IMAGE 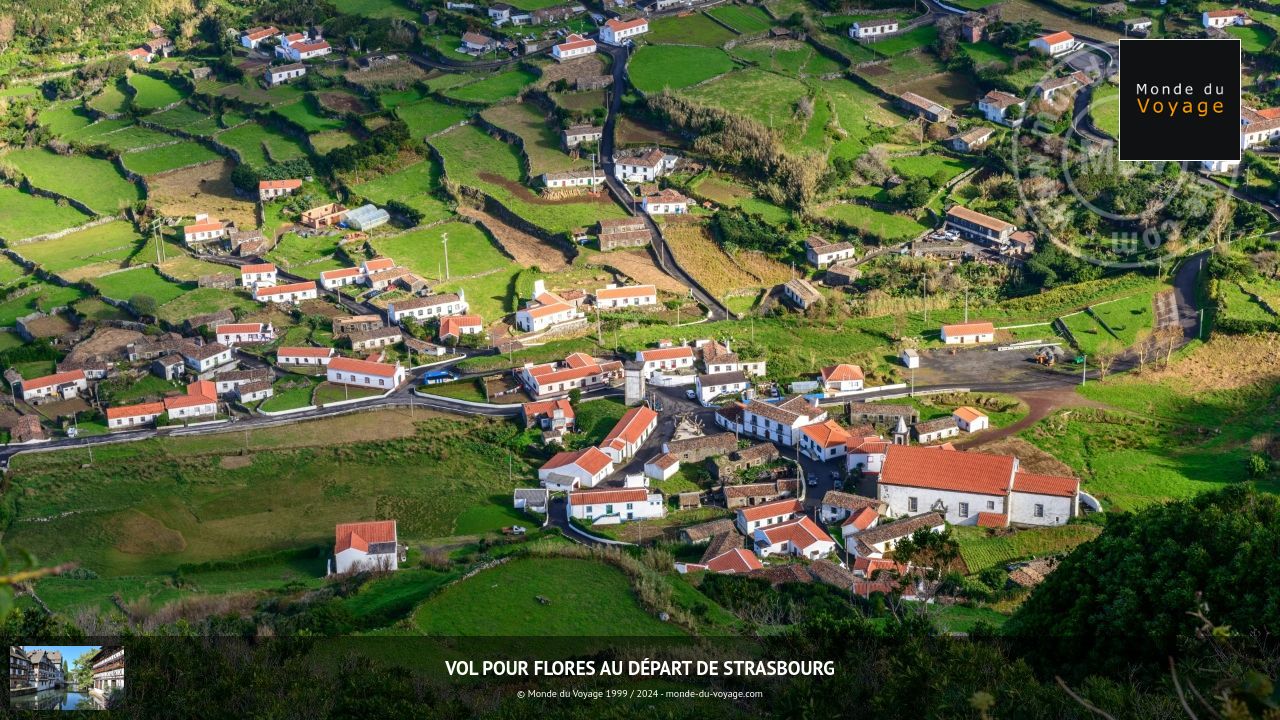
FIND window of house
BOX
[959,502,969,518]
[908,497,918,512]
[1034,504,1044,518]
[986,500,995,510]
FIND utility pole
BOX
[1081,355,1087,386]
[441,232,450,280]
[1199,308,1204,340]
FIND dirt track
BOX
[957,388,1109,450]
[456,206,570,270]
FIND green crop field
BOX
[38,103,96,137]
[414,557,683,636]
[349,158,453,224]
[396,97,473,138]
[86,124,176,152]
[629,45,735,93]
[266,232,343,272]
[819,202,929,241]
[732,40,843,77]
[156,287,259,324]
[679,69,820,151]
[88,80,131,115]
[707,5,774,33]
[146,103,225,136]
[332,0,418,19]
[441,68,537,104]
[820,77,902,160]
[1219,282,1278,322]
[2,148,142,214]
[953,524,1103,573]
[378,87,427,109]
[276,96,345,132]
[890,154,971,182]
[13,220,142,277]
[866,25,938,56]
[646,13,737,46]
[122,141,221,175]
[92,266,188,305]
[0,284,86,326]
[482,102,588,174]
[691,174,791,224]
[370,222,507,280]
[215,121,309,167]
[0,185,92,241]
[128,73,187,111]
[311,130,360,154]
[0,255,27,287]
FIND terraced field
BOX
[12,220,142,280]
[629,45,736,93]
[1,148,142,213]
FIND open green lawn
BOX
[261,375,322,412]
[630,45,736,93]
[820,77,902,161]
[431,267,522,322]
[349,158,453,224]
[0,255,28,287]
[396,97,472,139]
[707,4,774,33]
[13,220,141,276]
[930,603,1009,632]
[315,382,383,404]
[89,80,132,115]
[38,103,96,137]
[122,141,221,175]
[1219,282,1278,323]
[0,85,38,98]
[890,154,971,182]
[679,68,823,152]
[1227,24,1274,53]
[1090,81,1119,139]
[275,96,345,132]
[156,288,259,324]
[0,283,87,326]
[370,222,508,280]
[128,73,188,111]
[414,557,683,636]
[266,231,343,270]
[866,25,938,56]
[378,87,427,109]
[86,124,177,152]
[646,13,737,46]
[215,121,309,167]
[953,524,1103,573]
[482,101,588,175]
[819,203,929,242]
[1,148,142,214]
[690,173,791,225]
[1087,290,1156,348]
[0,185,92,241]
[331,0,418,19]
[732,39,843,77]
[440,68,537,105]
[91,266,189,305]
[311,130,360,154]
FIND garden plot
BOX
[677,69,822,152]
[646,13,737,46]
[662,222,790,302]
[146,103,226,136]
[349,157,453,224]
[0,186,92,241]
[38,103,96,137]
[550,90,605,114]
[122,142,221,176]
[818,203,929,242]
[275,96,346,133]
[0,284,87,326]
[707,4,773,33]
[731,39,843,77]
[1,148,142,214]
[370,222,509,280]
[311,130,361,154]
[482,102,589,175]
[396,97,472,138]
[91,266,188,305]
[959,41,1044,93]
[128,73,188,111]
[690,173,790,225]
[629,45,736,93]
[441,68,538,105]
[88,80,131,115]
[84,124,178,152]
[11,220,142,280]
[147,160,258,229]
[266,233,346,276]
[215,121,309,167]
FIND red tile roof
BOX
[976,512,1008,528]
[217,323,266,334]
[1037,30,1075,44]
[439,314,482,338]
[543,447,613,475]
[605,17,648,32]
[706,548,762,574]
[184,221,227,234]
[241,263,275,274]
[21,369,86,391]
[569,487,648,506]
[279,346,333,358]
[738,498,804,523]
[335,520,397,553]
[1012,471,1079,497]
[321,267,363,280]
[953,406,986,423]
[880,444,1015,496]
[106,401,165,420]
[597,284,656,300]
[942,321,996,336]
[329,356,400,378]
[947,205,1014,233]
[258,179,302,191]
[556,33,596,51]
[758,516,833,551]
[639,346,693,362]
[842,506,880,531]
[256,280,316,298]
[601,406,658,448]
[364,257,396,272]
[821,364,864,383]
[523,398,574,420]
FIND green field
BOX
[378,87,428,109]
[13,220,141,276]
[395,97,473,138]
[0,185,92,241]
[820,77,902,160]
[276,96,346,132]
[890,154,971,182]
[88,80,131,115]
[629,45,736,93]
[1087,290,1157,348]
[414,557,683,636]
[865,25,938,56]
[85,124,177,152]
[953,524,1103,573]
[707,5,774,33]
[732,39,843,77]
[690,173,791,224]
[1227,24,1274,53]
[156,287,259,324]
[369,222,508,280]
[266,233,343,273]
[122,141,221,175]
[128,73,188,111]
[482,102,588,175]
[647,13,737,46]
[349,158,453,224]
[1,148,142,214]
[440,68,537,104]
[38,103,96,137]
[0,283,87,326]
[311,130,360,154]
[1090,81,1119,139]
[819,202,929,241]
[679,68,821,151]
[146,103,226,136]
[332,0,418,19]
[216,121,309,167]
[91,266,188,305]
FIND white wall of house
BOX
[108,411,161,429]
[1009,491,1076,526]
[879,484,1005,525]
[334,548,398,575]
[326,366,405,389]
[569,495,664,522]
[846,450,886,474]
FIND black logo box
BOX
[1118,38,1241,162]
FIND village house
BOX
[823,264,861,287]
[18,369,89,403]
[240,262,277,288]
[126,47,154,62]
[180,341,233,373]
[266,63,307,86]
[697,338,766,377]
[635,344,695,377]
[543,169,606,189]
[847,511,945,559]
[300,203,348,229]
[278,346,335,367]
[914,416,959,443]
[538,446,615,490]
[1203,8,1249,27]
[1036,73,1087,102]
[258,179,303,202]
[333,315,382,336]
[332,520,400,575]
[562,123,603,148]
[235,379,274,403]
[846,429,892,475]
[782,278,823,310]
[320,267,363,290]
[1239,106,1280,149]
[152,354,184,380]
[89,646,125,695]
[614,148,677,183]
[644,451,680,481]
[953,406,989,432]
[183,215,233,245]
[947,126,995,152]
[695,370,750,405]
[740,395,827,447]
[1122,17,1153,34]
[163,380,219,421]
[595,284,657,310]
[940,320,996,344]
[897,91,952,123]
[819,490,884,525]
[850,18,900,40]
[460,31,497,54]
[350,326,403,351]
[600,16,649,45]
[945,204,1018,246]
[805,236,857,268]
[978,90,1026,126]
[513,487,550,514]
[799,419,853,462]
[961,12,987,41]
[522,398,575,431]
[231,229,268,255]
[735,497,804,535]
[753,515,836,560]
[241,26,279,48]
[553,33,597,62]
[599,405,659,462]
[213,368,273,396]
[1029,30,1079,56]
[820,363,864,394]
[215,322,275,346]
[276,32,332,61]
[724,478,799,509]
[327,356,404,389]
[387,292,468,325]
[686,548,764,575]
[900,348,920,369]
[568,487,665,524]
[439,314,484,341]
[878,444,1079,527]
[641,188,691,215]
[364,265,412,291]
[106,401,164,429]
[517,352,622,400]
[709,440,779,482]
[515,281,586,333]
[488,2,513,22]
[255,280,318,304]
[597,217,652,250]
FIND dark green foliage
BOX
[711,208,791,255]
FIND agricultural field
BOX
[959,41,1043,93]
[550,90,605,113]
[662,222,791,301]
[11,220,142,280]
[332,0,418,20]
[865,25,938,57]
[890,154,972,183]
[310,129,361,154]
[146,160,258,229]
[731,39,843,77]
[1227,24,1273,53]
[0,185,92,241]
[215,121,310,167]
[146,103,226,136]
[819,202,929,242]
[266,233,344,274]
[370,222,509,280]
[128,73,188,111]
[378,87,428,109]
[1090,81,1119,139]
[91,266,189,305]
[483,102,589,175]
[820,77,903,161]
[893,70,981,108]
[121,141,221,175]
[1,148,142,214]
[396,97,472,138]
[38,103,96,137]
[82,124,176,152]
[275,97,346,133]
[860,52,947,90]
[348,157,453,224]
[156,288,260,324]
[646,13,737,46]
[629,45,736,93]
[679,69,822,152]
[997,0,1121,42]
[953,524,1103,573]
[440,68,537,104]
[88,80,131,115]
[707,4,774,33]
[690,173,791,224]
[0,284,87,326]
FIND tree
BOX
[71,648,96,689]
[890,526,960,612]
[129,294,158,317]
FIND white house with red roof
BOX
[106,400,166,429]
[1203,8,1249,27]
[327,357,405,390]
[940,321,995,344]
[614,148,677,184]
[635,345,696,377]
[552,33,596,61]
[332,520,400,575]
[752,515,835,559]
[845,430,892,475]
[18,369,88,402]
[599,405,658,463]
[163,380,219,420]
[704,548,763,574]
[276,32,332,61]
[641,189,691,215]
[538,447,615,490]
[240,262,277,288]
[183,215,232,245]
[568,487,664,523]
[439,314,484,341]
[847,511,946,559]
[819,490,884,525]
[819,363,864,394]
[126,47,154,62]
[240,26,279,49]
[522,398,575,431]
[799,419,852,462]
[952,406,989,432]
[278,346,335,367]
[878,444,1079,527]
[1029,30,1078,56]
[734,498,804,535]
[517,352,622,400]
[216,322,275,346]
[595,284,657,310]
[600,17,649,46]
[320,267,363,290]
[258,179,302,201]
[255,280,318,304]
[515,283,585,333]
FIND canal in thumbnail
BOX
[10,688,101,710]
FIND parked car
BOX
[685,389,696,399]
[806,477,818,487]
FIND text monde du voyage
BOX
[1133,82,1230,118]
